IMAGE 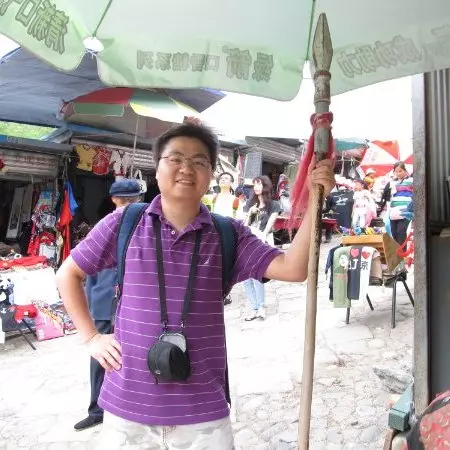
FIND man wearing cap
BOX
[74,179,141,431]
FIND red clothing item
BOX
[289,112,335,230]
[27,230,56,257]
[14,304,38,322]
[57,190,72,262]
[92,147,112,176]
[0,255,47,270]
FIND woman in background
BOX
[389,162,413,245]
[243,176,281,321]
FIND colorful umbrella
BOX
[359,140,413,176]
[59,87,205,138]
[1,0,449,101]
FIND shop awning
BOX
[0,135,73,181]
[245,136,303,165]
[0,49,224,129]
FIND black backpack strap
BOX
[116,203,149,299]
[210,213,237,407]
[210,213,237,296]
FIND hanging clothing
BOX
[110,150,132,177]
[27,190,57,256]
[75,145,97,172]
[64,181,79,216]
[21,184,33,223]
[359,247,375,301]
[325,245,342,301]
[324,190,354,229]
[57,189,73,262]
[332,247,351,308]
[347,246,363,300]
[92,147,112,176]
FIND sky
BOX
[201,65,413,151]
[1,34,413,152]
[0,34,19,58]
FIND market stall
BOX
[0,135,75,346]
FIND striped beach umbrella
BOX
[59,87,214,138]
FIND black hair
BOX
[235,187,247,198]
[393,161,407,171]
[153,123,219,170]
[217,171,234,184]
[249,175,274,208]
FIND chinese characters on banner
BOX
[137,48,275,82]
[0,0,69,54]
[336,35,422,79]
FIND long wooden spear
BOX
[298,13,333,450]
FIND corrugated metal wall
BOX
[425,70,450,224]
[0,148,60,178]
[245,137,302,165]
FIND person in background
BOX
[363,168,377,191]
[74,179,141,432]
[389,162,413,245]
[212,172,240,218]
[234,187,248,221]
[244,176,281,321]
[212,172,241,305]
[352,179,376,229]
[322,186,338,243]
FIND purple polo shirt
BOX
[71,195,281,426]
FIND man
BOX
[56,123,334,449]
[212,172,240,218]
[212,172,240,305]
[74,179,141,432]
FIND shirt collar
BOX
[148,195,213,229]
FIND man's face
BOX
[219,174,233,189]
[156,136,213,203]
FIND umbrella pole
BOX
[130,116,140,176]
[298,13,333,450]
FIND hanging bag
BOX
[133,169,147,194]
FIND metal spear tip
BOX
[312,13,333,73]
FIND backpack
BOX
[115,203,237,404]
[116,203,237,298]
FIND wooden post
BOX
[298,13,333,450]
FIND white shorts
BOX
[95,411,235,450]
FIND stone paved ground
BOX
[0,238,414,449]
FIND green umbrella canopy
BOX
[1,0,449,100]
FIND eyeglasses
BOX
[160,155,211,170]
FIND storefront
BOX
[69,138,158,227]
[0,136,72,257]
[0,136,74,343]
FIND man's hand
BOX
[308,158,335,197]
[88,333,122,372]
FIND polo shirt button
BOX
[171,230,176,235]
